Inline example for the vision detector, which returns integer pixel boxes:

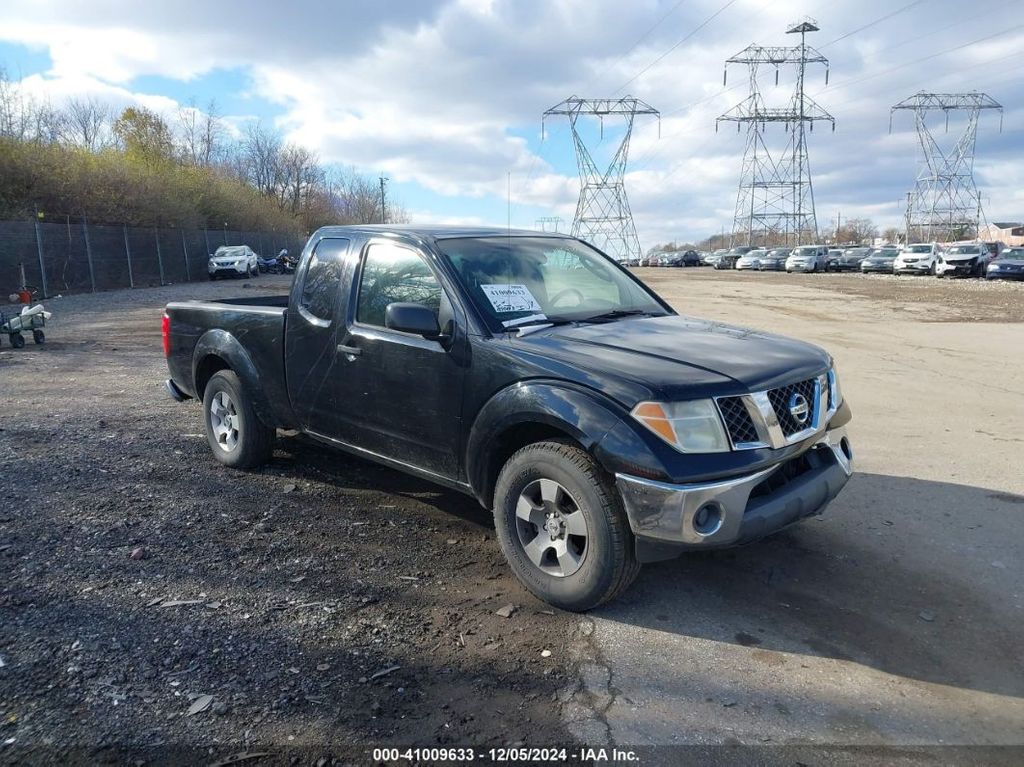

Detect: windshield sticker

[502,313,550,329]
[480,284,544,314]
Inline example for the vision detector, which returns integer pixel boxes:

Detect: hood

[511,315,830,402]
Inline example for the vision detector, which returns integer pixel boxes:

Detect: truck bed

[164,295,291,425]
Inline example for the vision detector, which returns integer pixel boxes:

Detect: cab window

[356,243,443,328]
[299,238,349,322]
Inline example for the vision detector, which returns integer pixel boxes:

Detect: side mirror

[385,302,442,339]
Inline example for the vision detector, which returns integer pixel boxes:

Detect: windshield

[906,245,932,254]
[437,236,668,331]
[214,247,246,258]
[793,247,817,256]
[870,249,898,258]
[1000,248,1024,259]
[947,246,980,254]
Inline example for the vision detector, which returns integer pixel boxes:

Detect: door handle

[336,344,362,357]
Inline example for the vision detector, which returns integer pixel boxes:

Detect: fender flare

[192,329,278,428]
[466,380,632,505]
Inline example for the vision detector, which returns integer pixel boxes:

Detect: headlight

[631,400,730,453]
[828,366,843,410]
[989,263,1000,270]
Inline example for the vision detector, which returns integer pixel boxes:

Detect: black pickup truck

[164,225,853,610]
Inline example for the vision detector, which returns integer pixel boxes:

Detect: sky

[1,0,1022,249]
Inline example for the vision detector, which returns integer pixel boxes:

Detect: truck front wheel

[492,441,640,611]
[202,370,274,469]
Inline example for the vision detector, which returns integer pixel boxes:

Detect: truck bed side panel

[165,299,296,427]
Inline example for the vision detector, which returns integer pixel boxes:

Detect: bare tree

[279,144,322,213]
[62,96,111,150]
[178,98,223,167]
[32,101,66,144]
[240,121,284,197]
[0,66,32,140]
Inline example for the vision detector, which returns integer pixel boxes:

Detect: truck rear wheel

[492,441,640,611]
[202,370,274,469]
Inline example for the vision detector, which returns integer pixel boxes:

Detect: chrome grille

[766,377,818,437]
[717,396,760,446]
[713,371,835,451]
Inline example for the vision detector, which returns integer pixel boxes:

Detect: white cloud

[1,0,1022,247]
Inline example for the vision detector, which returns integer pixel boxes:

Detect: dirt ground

[568,268,1024,761]
[2,267,1023,764]
[0,277,574,764]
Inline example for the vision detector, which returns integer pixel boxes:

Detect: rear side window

[356,243,442,327]
[300,238,349,321]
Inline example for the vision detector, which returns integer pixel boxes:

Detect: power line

[612,0,740,95]
[581,0,690,94]
[821,0,924,46]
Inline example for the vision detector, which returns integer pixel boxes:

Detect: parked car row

[629,241,1023,280]
[628,250,704,267]
[208,246,296,280]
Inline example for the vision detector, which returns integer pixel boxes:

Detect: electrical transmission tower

[543,97,659,260]
[718,19,834,247]
[535,216,564,233]
[890,92,1002,243]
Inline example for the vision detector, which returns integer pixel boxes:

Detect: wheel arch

[192,329,277,427]
[467,381,626,508]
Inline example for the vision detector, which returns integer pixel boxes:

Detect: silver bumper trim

[615,424,852,546]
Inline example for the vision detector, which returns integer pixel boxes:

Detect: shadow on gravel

[270,432,495,531]
[592,472,1024,699]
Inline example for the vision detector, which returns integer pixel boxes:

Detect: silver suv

[785,245,828,273]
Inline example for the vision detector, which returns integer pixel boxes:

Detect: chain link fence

[0,217,308,298]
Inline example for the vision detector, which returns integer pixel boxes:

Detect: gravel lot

[0,276,573,763]
[2,267,1022,763]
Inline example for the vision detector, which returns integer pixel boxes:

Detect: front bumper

[936,261,976,276]
[986,268,1024,280]
[894,262,931,274]
[616,424,852,561]
[208,263,249,276]
[861,264,893,273]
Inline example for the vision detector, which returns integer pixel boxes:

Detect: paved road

[562,271,1024,750]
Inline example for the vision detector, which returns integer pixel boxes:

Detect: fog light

[692,503,723,536]
[840,437,853,461]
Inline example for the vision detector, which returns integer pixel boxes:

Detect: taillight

[161,313,171,357]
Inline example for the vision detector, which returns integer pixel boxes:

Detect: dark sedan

[757,248,790,271]
[860,247,900,274]
[714,245,753,270]
[986,247,1024,280]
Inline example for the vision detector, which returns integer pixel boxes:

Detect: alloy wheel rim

[515,478,589,577]
[209,390,240,452]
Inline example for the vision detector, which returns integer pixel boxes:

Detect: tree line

[0,66,403,235]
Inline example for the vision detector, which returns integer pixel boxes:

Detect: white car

[208,245,260,280]
[893,243,940,275]
[936,243,987,278]
[785,245,828,273]
[735,249,768,270]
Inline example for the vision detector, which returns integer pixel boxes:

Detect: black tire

[33,329,44,344]
[202,370,274,469]
[492,441,640,611]
[209,274,217,281]
[930,262,937,276]
[11,333,25,349]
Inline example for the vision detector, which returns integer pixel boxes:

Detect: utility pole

[718,18,834,248]
[890,92,1002,243]
[379,175,388,224]
[543,96,659,261]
